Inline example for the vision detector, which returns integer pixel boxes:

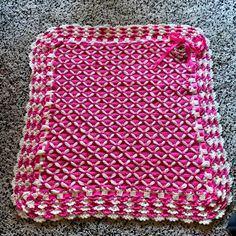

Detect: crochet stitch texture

[12,24,232,224]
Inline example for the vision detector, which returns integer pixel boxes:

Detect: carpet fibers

[1,0,235,235]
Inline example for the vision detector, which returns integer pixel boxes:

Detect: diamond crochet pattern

[12,24,232,224]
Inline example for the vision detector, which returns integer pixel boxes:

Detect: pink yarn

[152,32,207,69]
[12,24,232,224]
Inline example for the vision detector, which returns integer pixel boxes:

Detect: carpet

[1,0,235,235]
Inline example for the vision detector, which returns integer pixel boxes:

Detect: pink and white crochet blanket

[12,24,232,224]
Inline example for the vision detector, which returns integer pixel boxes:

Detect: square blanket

[12,24,232,224]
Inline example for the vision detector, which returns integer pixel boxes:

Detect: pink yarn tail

[152,32,207,69]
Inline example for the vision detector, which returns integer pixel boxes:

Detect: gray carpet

[1,0,235,235]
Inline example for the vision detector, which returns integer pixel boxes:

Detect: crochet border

[11,24,233,224]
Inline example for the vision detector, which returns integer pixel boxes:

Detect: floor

[1,0,235,235]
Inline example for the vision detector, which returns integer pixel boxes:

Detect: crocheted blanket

[12,24,232,224]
